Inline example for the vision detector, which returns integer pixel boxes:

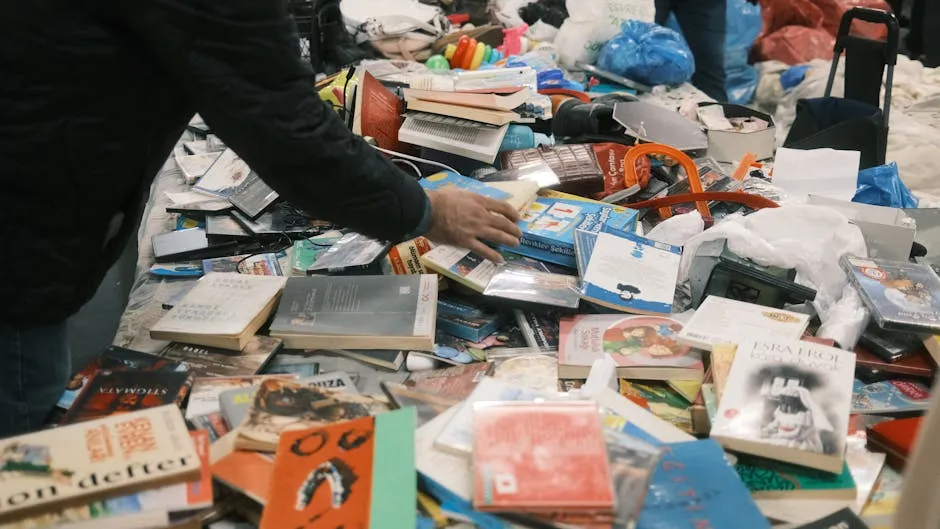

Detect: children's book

[734,455,857,500]
[710,339,856,474]
[259,410,416,529]
[157,336,282,378]
[558,314,704,380]
[574,226,681,314]
[852,379,931,414]
[504,196,638,268]
[842,256,940,333]
[471,401,615,523]
[0,406,199,524]
[636,440,770,529]
[418,171,537,212]
[420,245,498,293]
[677,296,810,352]
[61,370,194,426]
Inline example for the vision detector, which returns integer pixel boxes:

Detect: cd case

[229,171,279,218]
[842,256,940,334]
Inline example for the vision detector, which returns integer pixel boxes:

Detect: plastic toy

[497,24,529,57]
[444,36,504,70]
[425,54,450,71]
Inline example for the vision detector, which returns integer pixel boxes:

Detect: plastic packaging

[854,162,920,209]
[752,25,835,65]
[554,0,656,70]
[307,232,388,272]
[724,0,763,104]
[483,269,582,308]
[596,20,695,87]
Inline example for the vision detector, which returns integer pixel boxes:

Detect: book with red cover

[868,416,924,471]
[471,401,615,521]
[855,346,936,380]
[359,71,404,151]
[61,370,194,425]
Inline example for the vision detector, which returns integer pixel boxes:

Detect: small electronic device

[152,228,271,263]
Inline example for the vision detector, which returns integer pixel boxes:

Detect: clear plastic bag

[596,20,694,87]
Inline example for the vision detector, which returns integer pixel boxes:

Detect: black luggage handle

[835,7,901,65]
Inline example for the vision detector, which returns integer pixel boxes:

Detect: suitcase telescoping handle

[824,7,901,124]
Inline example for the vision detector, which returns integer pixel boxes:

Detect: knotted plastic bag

[596,20,694,87]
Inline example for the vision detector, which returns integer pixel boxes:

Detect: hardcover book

[471,401,615,519]
[574,226,682,315]
[852,379,931,414]
[558,314,704,380]
[733,455,857,500]
[52,347,186,422]
[504,196,638,268]
[677,296,810,352]
[842,256,940,334]
[157,336,282,378]
[149,273,287,351]
[259,409,417,529]
[710,339,856,474]
[269,275,438,351]
[0,406,198,524]
[61,370,194,426]
[235,379,389,452]
[636,440,770,529]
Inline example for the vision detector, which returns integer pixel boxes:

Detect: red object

[868,416,924,471]
[855,346,937,380]
[590,143,651,200]
[359,72,404,152]
[459,38,478,69]
[752,25,835,65]
[472,401,615,523]
[447,13,470,25]
[451,36,472,69]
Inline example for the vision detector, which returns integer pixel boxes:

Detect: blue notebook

[637,439,770,529]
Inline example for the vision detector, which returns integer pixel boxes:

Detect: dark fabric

[841,36,890,108]
[784,97,887,169]
[0,0,430,326]
[0,322,70,437]
[655,0,729,101]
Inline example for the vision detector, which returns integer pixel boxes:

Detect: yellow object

[317,69,353,109]
[443,43,457,61]
[417,492,448,528]
[469,42,486,70]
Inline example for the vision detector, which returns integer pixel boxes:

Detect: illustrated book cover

[268,274,438,351]
[842,256,940,334]
[558,314,704,380]
[403,362,493,400]
[636,439,770,529]
[157,336,282,378]
[61,370,194,426]
[710,339,856,473]
[51,347,186,424]
[258,408,417,529]
[235,379,390,452]
[573,226,682,315]
[149,273,287,351]
[733,455,857,500]
[185,376,293,421]
[677,295,811,351]
[471,401,615,522]
[0,406,198,524]
[503,196,638,268]
[420,245,498,293]
[852,379,931,414]
[418,171,536,212]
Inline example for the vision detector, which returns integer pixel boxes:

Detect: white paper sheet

[772,147,861,201]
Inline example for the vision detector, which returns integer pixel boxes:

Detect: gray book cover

[270,275,437,337]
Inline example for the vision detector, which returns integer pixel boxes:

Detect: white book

[710,338,855,474]
[434,377,553,457]
[677,296,810,351]
[150,273,287,350]
[398,114,508,164]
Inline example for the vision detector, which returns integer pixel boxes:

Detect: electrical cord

[392,158,422,178]
[371,146,459,175]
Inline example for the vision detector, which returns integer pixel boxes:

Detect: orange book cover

[472,401,615,513]
[868,416,924,471]
[211,450,275,505]
[186,430,213,508]
[360,72,403,151]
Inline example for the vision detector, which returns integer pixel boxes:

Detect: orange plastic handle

[624,143,710,220]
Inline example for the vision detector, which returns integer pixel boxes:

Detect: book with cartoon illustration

[0,406,198,524]
[677,296,811,352]
[503,196,638,268]
[573,225,682,315]
[235,379,390,452]
[851,379,931,415]
[710,339,856,474]
[842,256,940,333]
[259,409,416,529]
[558,314,704,380]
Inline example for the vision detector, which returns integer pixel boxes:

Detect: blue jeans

[0,322,71,437]
[655,0,728,102]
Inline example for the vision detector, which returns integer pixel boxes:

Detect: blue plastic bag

[596,20,695,87]
[724,0,762,104]
[853,162,920,209]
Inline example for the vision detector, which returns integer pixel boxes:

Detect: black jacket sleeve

[100,0,429,242]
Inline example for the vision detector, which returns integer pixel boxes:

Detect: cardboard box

[699,103,775,163]
[807,195,916,261]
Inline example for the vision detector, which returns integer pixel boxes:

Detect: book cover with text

[62,371,194,426]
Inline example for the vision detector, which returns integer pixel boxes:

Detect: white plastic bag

[555,0,656,70]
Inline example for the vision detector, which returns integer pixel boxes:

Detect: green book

[369,408,417,528]
[734,455,857,500]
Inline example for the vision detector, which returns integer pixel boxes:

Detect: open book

[398,112,508,164]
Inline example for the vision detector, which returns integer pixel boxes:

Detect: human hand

[424,188,523,263]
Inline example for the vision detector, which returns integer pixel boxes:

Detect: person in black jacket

[0,0,523,437]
